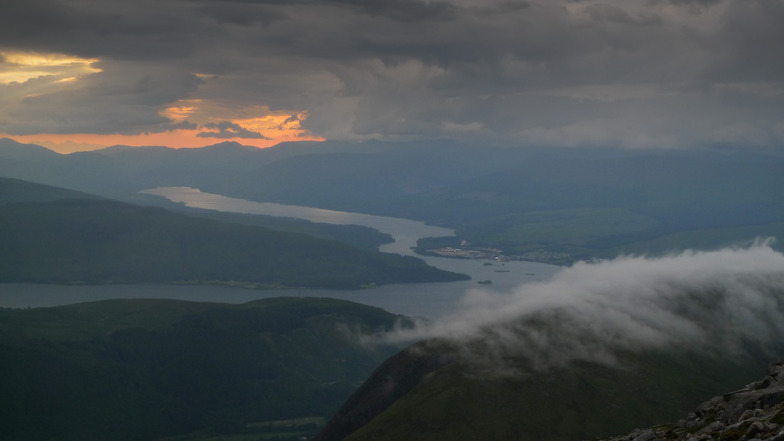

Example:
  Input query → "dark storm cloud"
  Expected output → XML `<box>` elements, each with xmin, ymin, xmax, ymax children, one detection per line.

<box><xmin>312</xmin><ymin>0</ymin><xmax>458</xmax><ymax>22</ymax></box>
<box><xmin>193</xmin><ymin>2</ymin><xmax>285</xmax><ymax>27</ymax></box>
<box><xmin>706</xmin><ymin>1</ymin><xmax>784</xmax><ymax>83</ymax></box>
<box><xmin>282</xmin><ymin>114</ymin><xmax>302</xmax><ymax>125</ymax></box>
<box><xmin>0</xmin><ymin>0</ymin><xmax>782</xmax><ymax>147</ymax></box>
<box><xmin>0</xmin><ymin>64</ymin><xmax>204</xmax><ymax>135</ymax></box>
<box><xmin>192</xmin><ymin>0</ymin><xmax>458</xmax><ymax>23</ymax></box>
<box><xmin>197</xmin><ymin>121</ymin><xmax>269</xmax><ymax>139</ymax></box>
<box><xmin>1</xmin><ymin>0</ymin><xmax>83</xmax><ymax>36</ymax></box>
<box><xmin>659</xmin><ymin>0</ymin><xmax>723</xmax><ymax>7</ymax></box>
<box><xmin>171</xmin><ymin>120</ymin><xmax>199</xmax><ymax>130</ymax></box>
<box><xmin>585</xmin><ymin>4</ymin><xmax>662</xmax><ymax>26</ymax></box>
<box><xmin>0</xmin><ymin>0</ymin><xmax>177</xmax><ymax>57</ymax></box>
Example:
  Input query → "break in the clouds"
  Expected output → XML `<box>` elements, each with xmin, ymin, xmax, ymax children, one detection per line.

<box><xmin>1</xmin><ymin>0</ymin><xmax>783</xmax><ymax>148</ymax></box>
<box><xmin>381</xmin><ymin>240</ymin><xmax>784</xmax><ymax>371</ymax></box>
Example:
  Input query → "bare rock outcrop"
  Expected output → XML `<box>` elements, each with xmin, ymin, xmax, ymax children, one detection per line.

<box><xmin>602</xmin><ymin>361</ymin><xmax>784</xmax><ymax>441</ymax></box>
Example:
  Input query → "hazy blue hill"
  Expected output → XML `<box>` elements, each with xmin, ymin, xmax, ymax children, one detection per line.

<box><xmin>415</xmin><ymin>149</ymin><xmax>784</xmax><ymax>226</ymax></box>
<box><xmin>213</xmin><ymin>152</ymin><xmax>424</xmax><ymax>208</ymax></box>
<box><xmin>0</xmin><ymin>139</ymin><xmax>71</xmax><ymax>190</ymax></box>
<box><xmin>180</xmin><ymin>143</ymin><xmax>784</xmax><ymax>260</ymax></box>
<box><xmin>188</xmin><ymin>140</ymin><xmax>261</xmax><ymax>154</ymax></box>
<box><xmin>0</xmin><ymin>138</ymin><xmax>62</xmax><ymax>161</ymax></box>
<box><xmin>0</xmin><ymin>138</ymin><xmax>502</xmax><ymax>206</ymax></box>
<box><xmin>0</xmin><ymin>197</ymin><xmax>466</xmax><ymax>288</ymax></box>
<box><xmin>510</xmin><ymin>151</ymin><xmax>784</xmax><ymax>226</ymax></box>
<box><xmin>0</xmin><ymin>138</ymin><xmax>146</xmax><ymax>196</ymax></box>
<box><xmin>0</xmin><ymin>297</ymin><xmax>407</xmax><ymax>441</ymax></box>
<box><xmin>0</xmin><ymin>176</ymin><xmax>103</xmax><ymax>205</ymax></box>
<box><xmin>0</xmin><ymin>140</ymin><xmax>270</xmax><ymax>197</ymax></box>
<box><xmin>96</xmin><ymin>142</ymin><xmax>262</xmax><ymax>173</ymax></box>
<box><xmin>398</xmin><ymin>149</ymin><xmax>784</xmax><ymax>258</ymax></box>
<box><xmin>211</xmin><ymin>146</ymin><xmax>499</xmax><ymax>214</ymax></box>
<box><xmin>3</xmin><ymin>139</ymin><xmax>783</xmax><ymax>260</ymax></box>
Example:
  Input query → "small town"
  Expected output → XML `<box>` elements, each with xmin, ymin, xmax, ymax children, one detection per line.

<box><xmin>426</xmin><ymin>242</ymin><xmax>573</xmax><ymax>265</ymax></box>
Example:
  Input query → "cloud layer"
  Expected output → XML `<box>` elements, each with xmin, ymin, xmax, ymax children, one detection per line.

<box><xmin>1</xmin><ymin>0</ymin><xmax>783</xmax><ymax>147</ymax></box>
<box><xmin>384</xmin><ymin>240</ymin><xmax>784</xmax><ymax>370</ymax></box>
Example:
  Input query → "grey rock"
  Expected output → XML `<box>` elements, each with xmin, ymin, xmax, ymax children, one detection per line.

<box><xmin>631</xmin><ymin>429</ymin><xmax>658</xmax><ymax>441</ymax></box>
<box><xmin>596</xmin><ymin>361</ymin><xmax>784</xmax><ymax>441</ymax></box>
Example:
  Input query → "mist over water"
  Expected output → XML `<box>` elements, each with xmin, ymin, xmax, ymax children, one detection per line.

<box><xmin>384</xmin><ymin>240</ymin><xmax>784</xmax><ymax>370</ymax></box>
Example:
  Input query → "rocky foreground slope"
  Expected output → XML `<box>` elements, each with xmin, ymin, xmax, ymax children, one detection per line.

<box><xmin>602</xmin><ymin>361</ymin><xmax>784</xmax><ymax>441</ymax></box>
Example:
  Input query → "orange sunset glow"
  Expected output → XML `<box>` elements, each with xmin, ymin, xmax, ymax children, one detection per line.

<box><xmin>1</xmin><ymin>129</ymin><xmax>324</xmax><ymax>154</ymax></box>
<box><xmin>0</xmin><ymin>51</ymin><xmax>102</xmax><ymax>85</ymax></box>
<box><xmin>0</xmin><ymin>51</ymin><xmax>323</xmax><ymax>153</ymax></box>
<box><xmin>1</xmin><ymin>95</ymin><xmax>323</xmax><ymax>153</ymax></box>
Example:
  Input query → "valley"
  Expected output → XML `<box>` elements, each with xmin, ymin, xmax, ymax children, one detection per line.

<box><xmin>1</xmin><ymin>139</ymin><xmax>784</xmax><ymax>441</ymax></box>
<box><xmin>3</xmin><ymin>4</ymin><xmax>784</xmax><ymax>440</ymax></box>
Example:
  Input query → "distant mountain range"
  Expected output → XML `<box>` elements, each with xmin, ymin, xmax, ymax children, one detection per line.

<box><xmin>2</xmin><ymin>137</ymin><xmax>783</xmax><ymax>262</ymax></box>
<box><xmin>0</xmin><ymin>177</ymin><xmax>466</xmax><ymax>288</ymax></box>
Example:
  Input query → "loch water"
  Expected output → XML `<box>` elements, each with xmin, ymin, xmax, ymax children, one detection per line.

<box><xmin>0</xmin><ymin>188</ymin><xmax>560</xmax><ymax>318</ymax></box>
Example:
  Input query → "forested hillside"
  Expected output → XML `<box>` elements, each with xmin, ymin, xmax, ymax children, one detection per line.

<box><xmin>0</xmin><ymin>178</ymin><xmax>466</xmax><ymax>288</ymax></box>
<box><xmin>0</xmin><ymin>297</ymin><xmax>406</xmax><ymax>441</ymax></box>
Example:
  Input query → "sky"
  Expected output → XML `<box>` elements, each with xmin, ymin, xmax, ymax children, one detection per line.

<box><xmin>1</xmin><ymin>0</ymin><xmax>783</xmax><ymax>152</ymax></box>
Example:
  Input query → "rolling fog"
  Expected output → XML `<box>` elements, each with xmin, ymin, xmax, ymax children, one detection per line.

<box><xmin>384</xmin><ymin>240</ymin><xmax>784</xmax><ymax>370</ymax></box>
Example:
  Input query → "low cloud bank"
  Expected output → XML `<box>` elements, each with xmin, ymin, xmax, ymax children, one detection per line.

<box><xmin>383</xmin><ymin>240</ymin><xmax>784</xmax><ymax>370</ymax></box>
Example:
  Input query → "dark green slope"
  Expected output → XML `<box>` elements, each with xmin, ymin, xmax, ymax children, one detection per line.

<box><xmin>138</xmin><ymin>199</ymin><xmax>395</xmax><ymax>252</ymax></box>
<box><xmin>1</xmin><ymin>174</ymin><xmax>393</xmax><ymax>252</ymax></box>
<box><xmin>0</xmin><ymin>297</ymin><xmax>407</xmax><ymax>441</ymax></box>
<box><xmin>316</xmin><ymin>342</ymin><xmax>783</xmax><ymax>441</ymax></box>
<box><xmin>0</xmin><ymin>198</ymin><xmax>466</xmax><ymax>288</ymax></box>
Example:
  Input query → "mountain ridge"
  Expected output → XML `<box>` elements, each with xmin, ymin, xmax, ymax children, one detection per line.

<box><xmin>2</xmin><ymin>138</ymin><xmax>783</xmax><ymax>261</ymax></box>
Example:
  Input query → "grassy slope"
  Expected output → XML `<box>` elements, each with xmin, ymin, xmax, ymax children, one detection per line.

<box><xmin>338</xmin><ymin>349</ymin><xmax>778</xmax><ymax>441</ymax></box>
<box><xmin>0</xmin><ymin>297</ymin><xmax>406</xmax><ymax>441</ymax></box>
